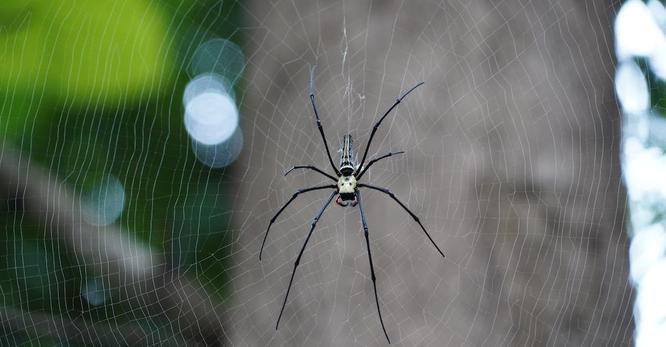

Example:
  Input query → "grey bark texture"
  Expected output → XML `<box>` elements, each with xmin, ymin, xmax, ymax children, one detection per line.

<box><xmin>230</xmin><ymin>0</ymin><xmax>633</xmax><ymax>345</ymax></box>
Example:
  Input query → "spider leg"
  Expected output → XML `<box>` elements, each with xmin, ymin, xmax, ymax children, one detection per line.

<box><xmin>276</xmin><ymin>191</ymin><xmax>337</xmax><ymax>330</ymax></box>
<box><xmin>355</xmin><ymin>82</ymin><xmax>424</xmax><ymax>176</ymax></box>
<box><xmin>260</xmin><ymin>184</ymin><xmax>336</xmax><ymax>260</ymax></box>
<box><xmin>355</xmin><ymin>151</ymin><xmax>405</xmax><ymax>180</ymax></box>
<box><xmin>358</xmin><ymin>183</ymin><xmax>445</xmax><ymax>259</ymax></box>
<box><xmin>356</xmin><ymin>190</ymin><xmax>391</xmax><ymax>343</ymax></box>
<box><xmin>284</xmin><ymin>165</ymin><xmax>337</xmax><ymax>181</ymax></box>
<box><xmin>309</xmin><ymin>65</ymin><xmax>341</xmax><ymax>176</ymax></box>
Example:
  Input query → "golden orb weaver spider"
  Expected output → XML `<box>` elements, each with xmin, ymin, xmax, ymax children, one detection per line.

<box><xmin>260</xmin><ymin>66</ymin><xmax>445</xmax><ymax>344</ymax></box>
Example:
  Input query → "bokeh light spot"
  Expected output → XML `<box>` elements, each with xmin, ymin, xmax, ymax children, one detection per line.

<box><xmin>183</xmin><ymin>63</ymin><xmax>243</xmax><ymax>165</ymax></box>
<box><xmin>81</xmin><ymin>278</ymin><xmax>109</xmax><ymax>306</ymax></box>
<box><xmin>615</xmin><ymin>60</ymin><xmax>649</xmax><ymax>114</ymax></box>
<box><xmin>630</xmin><ymin>224</ymin><xmax>666</xmax><ymax>284</ymax></box>
<box><xmin>192</xmin><ymin>126</ymin><xmax>243</xmax><ymax>168</ymax></box>
<box><xmin>183</xmin><ymin>73</ymin><xmax>234</xmax><ymax>105</ymax></box>
<box><xmin>83</xmin><ymin>175</ymin><xmax>125</xmax><ymax>226</ymax></box>
<box><xmin>615</xmin><ymin>0</ymin><xmax>666</xmax><ymax>61</ymax></box>
<box><xmin>190</xmin><ymin>38</ymin><xmax>245</xmax><ymax>85</ymax></box>
<box><xmin>184</xmin><ymin>90</ymin><xmax>239</xmax><ymax>146</ymax></box>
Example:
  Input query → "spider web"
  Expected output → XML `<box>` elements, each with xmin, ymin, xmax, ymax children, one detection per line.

<box><xmin>0</xmin><ymin>0</ymin><xmax>636</xmax><ymax>346</ymax></box>
<box><xmin>230</xmin><ymin>1</ymin><xmax>633</xmax><ymax>346</ymax></box>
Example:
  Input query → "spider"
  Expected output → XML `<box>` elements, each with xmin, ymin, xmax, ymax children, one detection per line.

<box><xmin>260</xmin><ymin>66</ymin><xmax>445</xmax><ymax>344</ymax></box>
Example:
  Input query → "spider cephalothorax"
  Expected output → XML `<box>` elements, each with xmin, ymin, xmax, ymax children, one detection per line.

<box><xmin>260</xmin><ymin>66</ymin><xmax>445</xmax><ymax>344</ymax></box>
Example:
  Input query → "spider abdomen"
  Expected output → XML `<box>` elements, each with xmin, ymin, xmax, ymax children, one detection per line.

<box><xmin>339</xmin><ymin>135</ymin><xmax>355</xmax><ymax>176</ymax></box>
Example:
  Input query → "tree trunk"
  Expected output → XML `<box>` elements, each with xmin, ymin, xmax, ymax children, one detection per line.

<box><xmin>230</xmin><ymin>0</ymin><xmax>633</xmax><ymax>345</ymax></box>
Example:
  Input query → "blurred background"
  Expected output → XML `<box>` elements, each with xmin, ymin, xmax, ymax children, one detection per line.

<box><xmin>0</xmin><ymin>0</ymin><xmax>660</xmax><ymax>346</ymax></box>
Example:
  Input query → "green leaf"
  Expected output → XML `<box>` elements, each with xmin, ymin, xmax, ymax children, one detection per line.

<box><xmin>0</xmin><ymin>0</ymin><xmax>172</xmax><ymax>104</ymax></box>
